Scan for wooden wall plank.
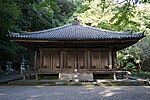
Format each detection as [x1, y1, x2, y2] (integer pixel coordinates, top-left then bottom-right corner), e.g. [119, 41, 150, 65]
[38, 49, 113, 71]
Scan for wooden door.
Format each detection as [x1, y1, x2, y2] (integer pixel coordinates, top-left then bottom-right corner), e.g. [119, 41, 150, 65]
[66, 51, 75, 69]
[101, 51, 109, 69]
[52, 51, 60, 69]
[91, 51, 101, 69]
[42, 50, 60, 69]
[63, 51, 88, 70]
[76, 51, 88, 69]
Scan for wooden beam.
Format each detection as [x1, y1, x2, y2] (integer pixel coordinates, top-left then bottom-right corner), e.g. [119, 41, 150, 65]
[39, 48, 113, 51]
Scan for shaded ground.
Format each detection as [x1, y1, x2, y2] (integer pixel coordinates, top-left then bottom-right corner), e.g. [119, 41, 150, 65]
[0, 86, 150, 100]
[0, 74, 22, 83]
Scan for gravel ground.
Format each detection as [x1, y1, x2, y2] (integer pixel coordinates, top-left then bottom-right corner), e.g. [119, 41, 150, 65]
[0, 86, 150, 100]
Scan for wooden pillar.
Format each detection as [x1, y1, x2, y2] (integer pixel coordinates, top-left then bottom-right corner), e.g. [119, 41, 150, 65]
[88, 51, 91, 69]
[34, 51, 37, 70]
[40, 50, 43, 69]
[99, 51, 101, 69]
[50, 51, 52, 69]
[109, 51, 112, 69]
[113, 72, 117, 80]
[36, 73, 38, 80]
[75, 51, 77, 69]
[60, 51, 63, 70]
[113, 52, 117, 69]
[84, 51, 87, 69]
[63, 51, 67, 69]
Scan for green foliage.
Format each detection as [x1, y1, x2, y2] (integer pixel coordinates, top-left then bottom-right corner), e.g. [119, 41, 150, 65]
[14, 0, 77, 31]
[117, 50, 137, 71]
[140, 0, 150, 3]
[97, 20, 112, 30]
[136, 4, 150, 34]
[97, 0, 112, 12]
[132, 71, 150, 79]
[0, 0, 20, 37]
[15, 0, 59, 31]
[57, 0, 77, 17]
[76, 0, 114, 26]
[0, 40, 26, 69]
[77, 1, 90, 13]
[125, 62, 135, 70]
[0, 40, 26, 55]
[109, 2, 140, 31]
[0, 0, 25, 66]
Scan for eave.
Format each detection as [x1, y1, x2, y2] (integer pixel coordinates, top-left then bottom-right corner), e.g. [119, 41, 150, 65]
[10, 37, 143, 51]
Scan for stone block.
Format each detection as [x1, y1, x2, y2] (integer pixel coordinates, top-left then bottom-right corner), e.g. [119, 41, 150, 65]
[59, 73, 93, 82]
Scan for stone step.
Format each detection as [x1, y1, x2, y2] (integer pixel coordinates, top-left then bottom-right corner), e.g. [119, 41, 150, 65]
[59, 73, 93, 82]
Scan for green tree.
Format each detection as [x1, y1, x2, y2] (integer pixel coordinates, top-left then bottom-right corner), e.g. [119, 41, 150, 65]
[0, 0, 26, 69]
[109, 2, 140, 31]
[0, 0, 20, 37]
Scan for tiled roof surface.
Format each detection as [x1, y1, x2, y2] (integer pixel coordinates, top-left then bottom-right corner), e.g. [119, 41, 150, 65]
[9, 23, 144, 40]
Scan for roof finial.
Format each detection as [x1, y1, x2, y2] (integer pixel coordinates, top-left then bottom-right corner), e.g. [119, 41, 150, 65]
[72, 18, 80, 25]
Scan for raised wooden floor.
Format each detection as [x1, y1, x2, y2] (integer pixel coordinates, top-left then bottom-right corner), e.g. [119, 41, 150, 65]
[23, 69, 130, 81]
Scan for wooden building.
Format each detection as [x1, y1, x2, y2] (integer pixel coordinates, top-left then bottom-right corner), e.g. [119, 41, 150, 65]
[9, 20, 144, 80]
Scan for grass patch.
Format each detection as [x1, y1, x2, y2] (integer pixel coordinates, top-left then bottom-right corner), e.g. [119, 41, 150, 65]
[97, 81, 150, 86]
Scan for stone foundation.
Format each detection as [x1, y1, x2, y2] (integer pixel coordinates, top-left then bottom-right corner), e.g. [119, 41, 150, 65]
[59, 73, 93, 82]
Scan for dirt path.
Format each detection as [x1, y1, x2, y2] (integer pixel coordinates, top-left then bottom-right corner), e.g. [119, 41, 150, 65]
[0, 86, 150, 100]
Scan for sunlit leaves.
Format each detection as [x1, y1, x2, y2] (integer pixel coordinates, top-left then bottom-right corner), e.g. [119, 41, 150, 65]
[76, 0, 114, 26]
[110, 2, 140, 31]
[77, 1, 90, 13]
